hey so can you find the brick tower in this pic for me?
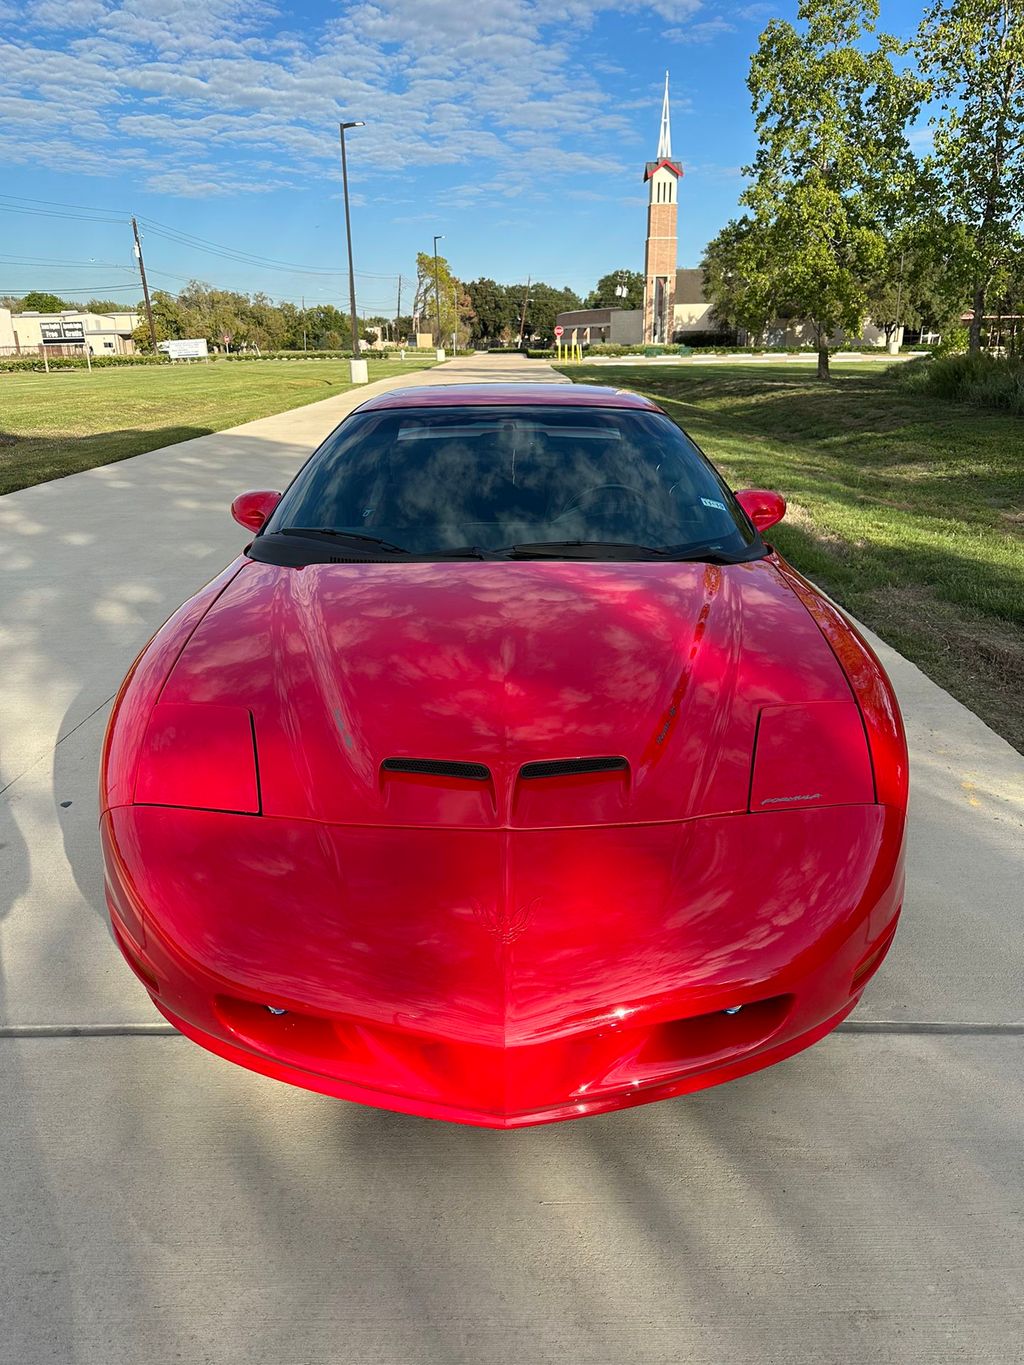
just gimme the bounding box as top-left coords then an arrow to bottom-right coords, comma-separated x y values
643,73 -> 683,344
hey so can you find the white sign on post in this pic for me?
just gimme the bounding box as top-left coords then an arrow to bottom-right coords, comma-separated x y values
164,338 -> 209,361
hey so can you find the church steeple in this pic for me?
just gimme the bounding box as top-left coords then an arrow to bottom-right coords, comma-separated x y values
642,72 -> 683,344
657,70 -> 672,160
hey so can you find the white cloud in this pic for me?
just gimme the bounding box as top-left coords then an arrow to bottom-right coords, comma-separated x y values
3,0 -> 692,197
664,17 -> 735,42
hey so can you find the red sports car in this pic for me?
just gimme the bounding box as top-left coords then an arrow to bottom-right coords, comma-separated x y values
101,382 -> 907,1127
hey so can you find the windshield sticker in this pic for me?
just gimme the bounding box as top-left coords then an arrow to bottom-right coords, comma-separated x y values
701,497 -> 727,511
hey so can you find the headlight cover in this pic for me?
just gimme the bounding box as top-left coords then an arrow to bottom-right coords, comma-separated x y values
749,701 -> 874,812
135,703 -> 260,814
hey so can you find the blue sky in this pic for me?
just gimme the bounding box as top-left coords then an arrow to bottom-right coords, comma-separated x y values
0,0 -> 925,312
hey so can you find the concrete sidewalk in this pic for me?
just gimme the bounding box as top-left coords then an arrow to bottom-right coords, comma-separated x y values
0,352 -> 1021,1363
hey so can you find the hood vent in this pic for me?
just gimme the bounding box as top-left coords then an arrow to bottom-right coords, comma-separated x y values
520,756 -> 628,780
382,757 -> 491,781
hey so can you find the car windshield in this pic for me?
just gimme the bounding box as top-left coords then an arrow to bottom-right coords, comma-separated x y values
257,404 -> 762,561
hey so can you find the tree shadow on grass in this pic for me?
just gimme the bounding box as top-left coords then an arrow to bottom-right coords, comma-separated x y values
0,426 -> 217,497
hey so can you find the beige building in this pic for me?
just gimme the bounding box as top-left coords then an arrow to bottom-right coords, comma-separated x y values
0,307 -> 140,356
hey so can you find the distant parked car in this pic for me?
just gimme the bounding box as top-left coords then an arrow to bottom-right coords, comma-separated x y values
101,382 -> 908,1127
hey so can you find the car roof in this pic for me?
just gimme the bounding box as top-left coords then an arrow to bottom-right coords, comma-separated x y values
354,382 -> 663,413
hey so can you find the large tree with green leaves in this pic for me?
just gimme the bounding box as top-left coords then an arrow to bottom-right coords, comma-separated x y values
18,291 -> 69,313
464,278 -> 518,344
702,217 -> 780,340
864,219 -> 973,343
585,270 -> 644,310
739,0 -> 924,377
413,251 -> 461,345
520,283 -> 583,344
917,0 -> 1024,350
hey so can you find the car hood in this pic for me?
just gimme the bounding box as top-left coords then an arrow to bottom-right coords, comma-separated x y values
160,557 -> 853,827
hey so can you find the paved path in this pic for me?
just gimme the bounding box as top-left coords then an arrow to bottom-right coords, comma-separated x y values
1,353 -> 1021,1363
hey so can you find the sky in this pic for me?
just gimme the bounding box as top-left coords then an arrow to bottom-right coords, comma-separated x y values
0,0 -> 926,313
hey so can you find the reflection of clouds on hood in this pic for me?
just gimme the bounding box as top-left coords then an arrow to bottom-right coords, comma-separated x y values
283,408 -> 750,553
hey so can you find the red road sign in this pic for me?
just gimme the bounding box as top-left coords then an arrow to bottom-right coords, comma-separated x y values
554,325 -> 564,337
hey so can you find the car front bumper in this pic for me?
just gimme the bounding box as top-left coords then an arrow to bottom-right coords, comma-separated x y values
101,802 -> 904,1128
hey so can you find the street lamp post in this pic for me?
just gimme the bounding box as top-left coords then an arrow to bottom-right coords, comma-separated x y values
433,234 -> 445,355
339,120 -> 367,383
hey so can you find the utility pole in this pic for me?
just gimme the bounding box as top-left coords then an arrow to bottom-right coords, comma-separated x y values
131,216 -> 156,352
338,120 -> 367,382
301,294 -> 307,351
395,274 -> 402,346
518,275 -> 532,349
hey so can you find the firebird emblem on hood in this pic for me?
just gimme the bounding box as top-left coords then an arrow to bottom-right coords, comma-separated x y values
474,896 -> 539,944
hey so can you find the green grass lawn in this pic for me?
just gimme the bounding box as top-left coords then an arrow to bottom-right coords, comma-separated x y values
0,357 -> 435,495
560,362 -> 1024,752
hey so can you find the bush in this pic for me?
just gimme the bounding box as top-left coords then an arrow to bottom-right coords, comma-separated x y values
585,342 -> 692,357
935,326 -> 969,357
893,351 -> 1024,416
0,353 -> 165,372
675,330 -> 737,347
218,349 -> 354,361
526,349 -> 555,359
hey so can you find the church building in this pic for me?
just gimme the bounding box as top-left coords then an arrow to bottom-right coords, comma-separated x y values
555,74 -> 716,347
642,73 -> 683,343
555,71 -> 905,352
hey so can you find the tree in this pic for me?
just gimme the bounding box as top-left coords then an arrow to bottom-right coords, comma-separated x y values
917,0 -> 1024,351
85,298 -> 135,314
303,303 -> 354,350
131,289 -> 184,348
585,270 -> 644,310
464,279 -> 518,344
516,283 -> 583,344
18,292 -> 68,313
702,217 -> 779,340
413,251 -> 460,344
864,220 -> 973,343
741,0 -> 924,377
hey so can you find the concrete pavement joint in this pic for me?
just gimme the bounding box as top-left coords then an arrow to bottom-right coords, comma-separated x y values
0,690 -> 115,798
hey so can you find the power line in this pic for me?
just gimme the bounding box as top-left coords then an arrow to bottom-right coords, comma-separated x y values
0,192 -> 128,216
136,216 -> 401,280
0,256 -> 135,269
0,283 -> 143,293
0,201 -> 126,226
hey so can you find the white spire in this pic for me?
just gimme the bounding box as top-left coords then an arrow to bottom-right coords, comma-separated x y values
657,70 -> 672,159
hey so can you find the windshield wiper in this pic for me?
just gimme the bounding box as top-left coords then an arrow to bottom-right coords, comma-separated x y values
505,540 -> 742,562
278,527 -> 410,554
423,545 -> 502,560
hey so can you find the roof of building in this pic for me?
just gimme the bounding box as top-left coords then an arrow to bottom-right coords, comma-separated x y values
553,307 -> 644,326
356,383 -> 661,412
675,268 -> 706,305
643,159 -> 683,182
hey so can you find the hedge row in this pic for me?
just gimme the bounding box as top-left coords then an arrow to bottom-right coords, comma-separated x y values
0,348 -> 452,373
0,353 -> 165,372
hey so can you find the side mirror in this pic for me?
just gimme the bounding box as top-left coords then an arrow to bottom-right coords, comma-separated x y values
735,488 -> 786,533
231,490 -> 282,533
